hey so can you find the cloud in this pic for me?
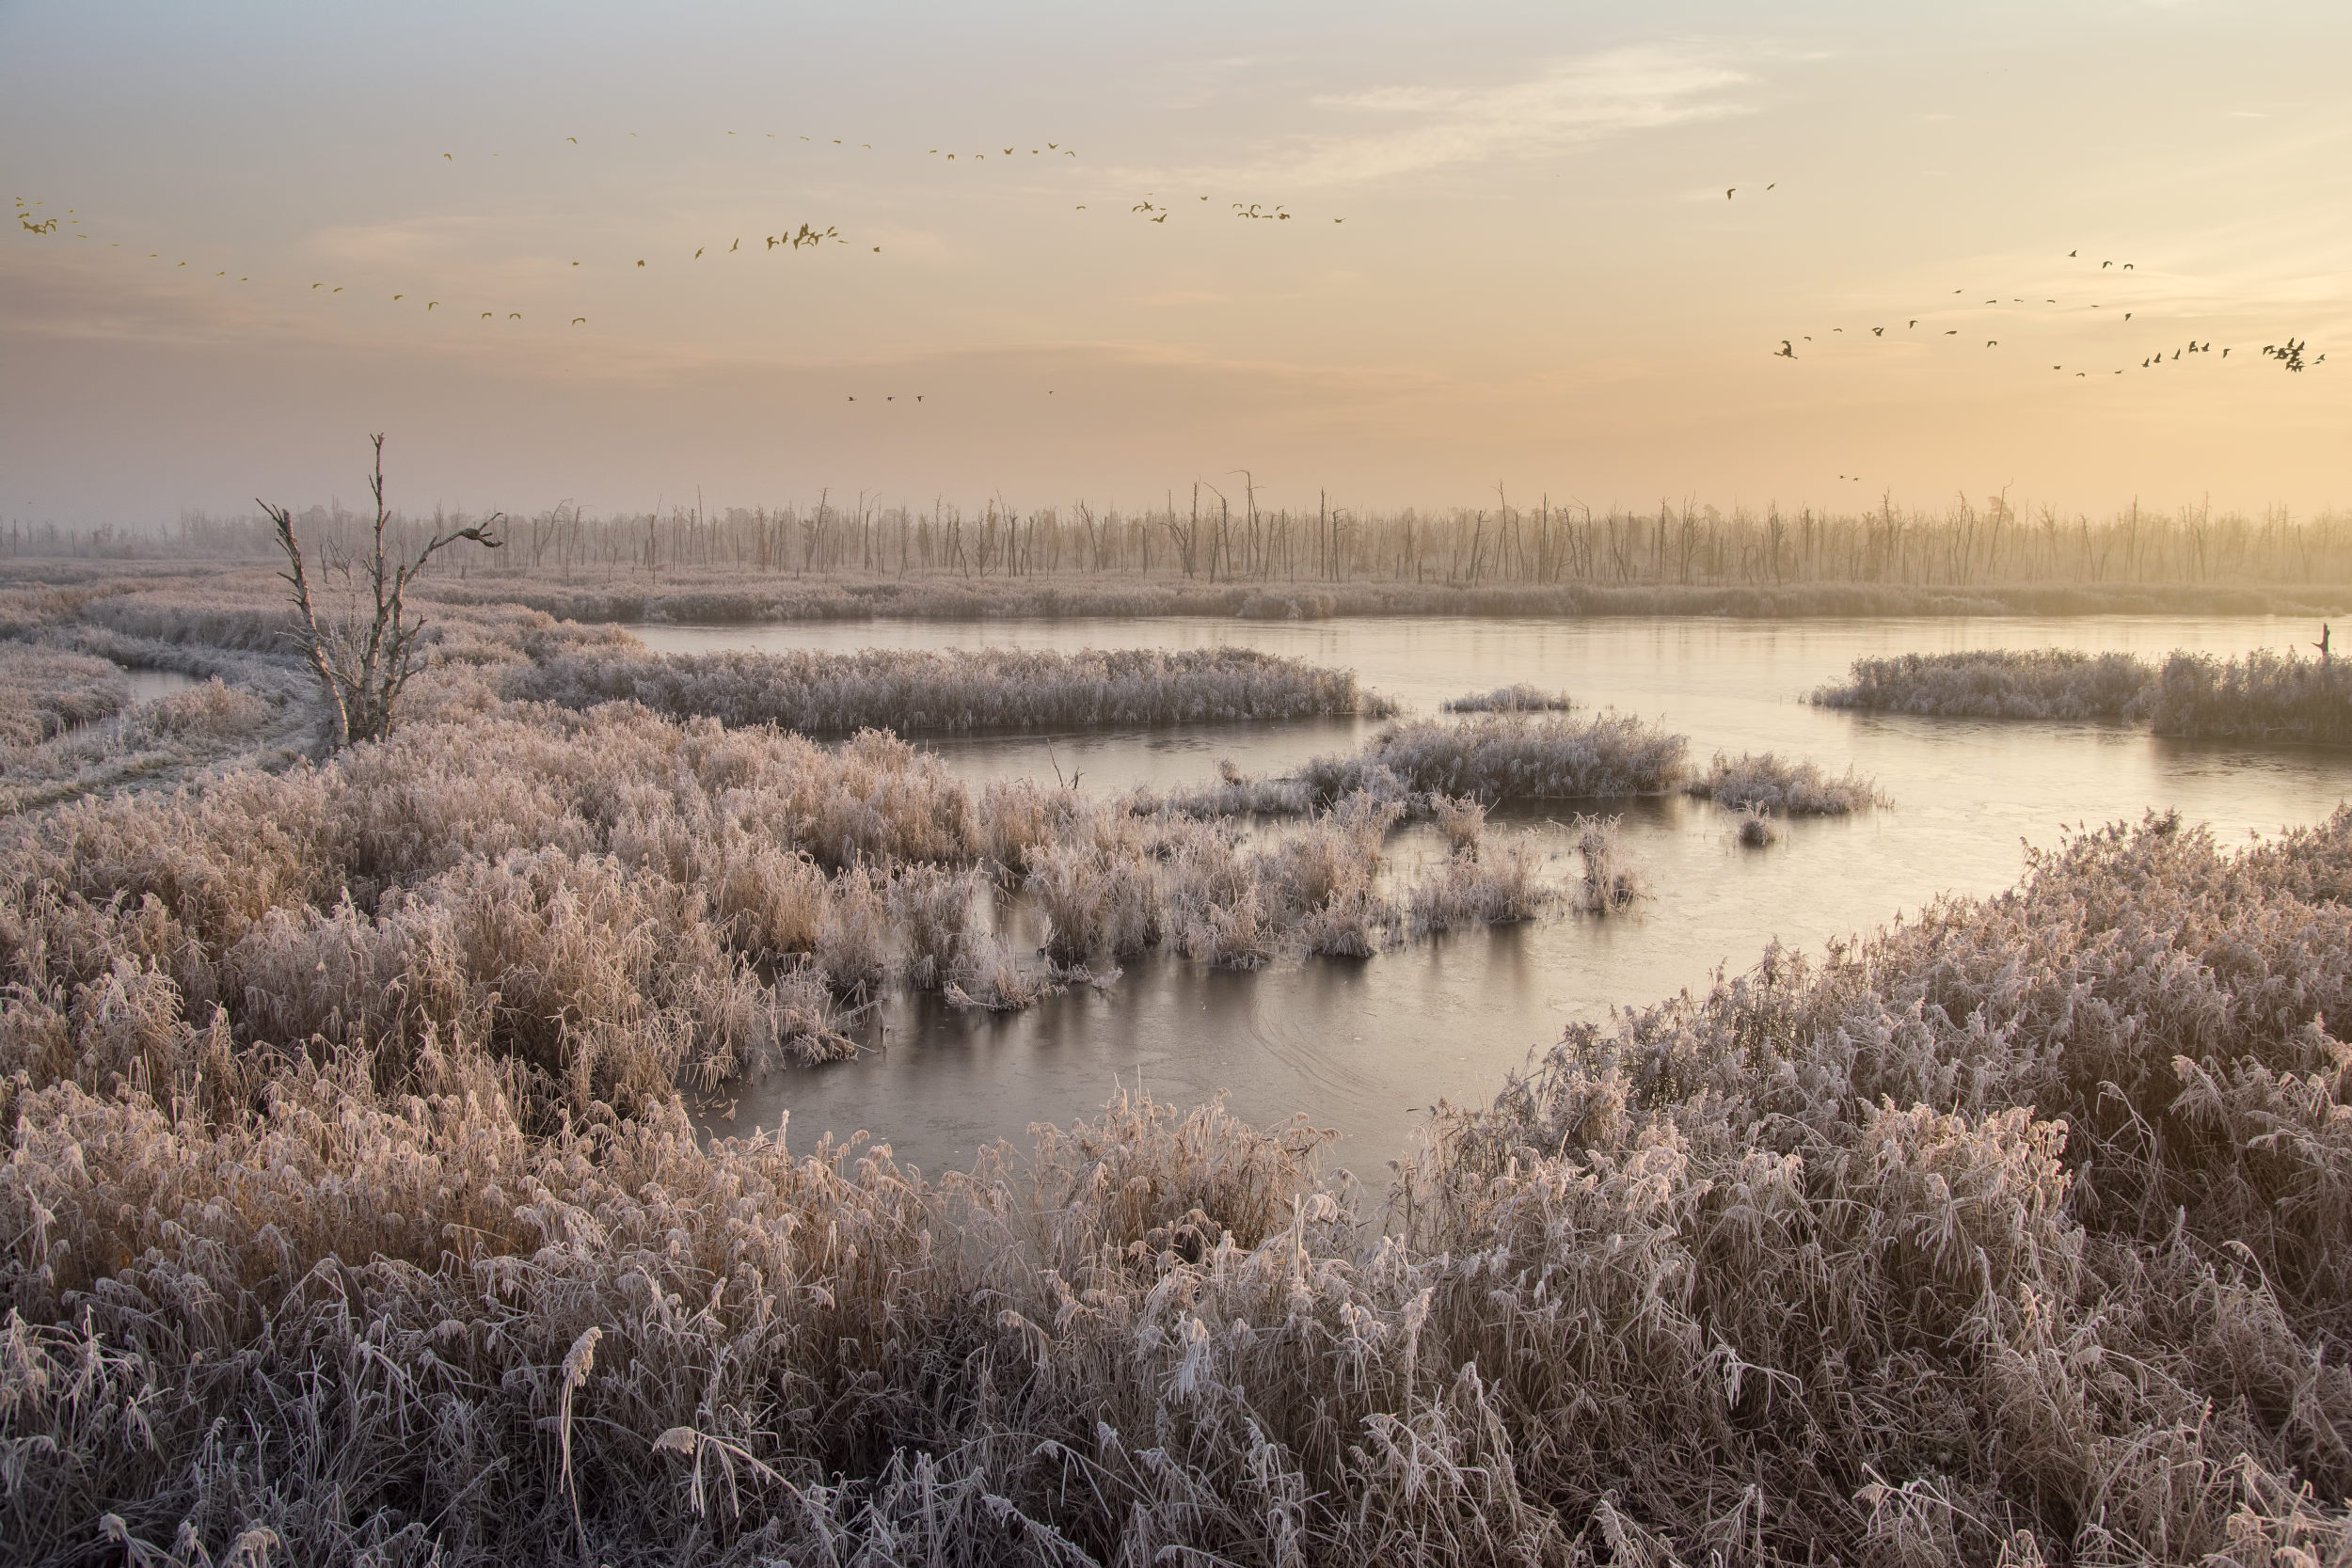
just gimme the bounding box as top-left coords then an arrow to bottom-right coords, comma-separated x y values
1187,48 -> 1754,188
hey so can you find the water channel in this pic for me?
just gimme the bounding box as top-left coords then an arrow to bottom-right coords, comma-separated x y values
628,614 -> 2352,1180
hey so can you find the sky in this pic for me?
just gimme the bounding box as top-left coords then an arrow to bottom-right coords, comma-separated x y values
2,0 -> 2348,526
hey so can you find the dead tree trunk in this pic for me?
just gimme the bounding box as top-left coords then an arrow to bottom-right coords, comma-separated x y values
261,434 -> 503,750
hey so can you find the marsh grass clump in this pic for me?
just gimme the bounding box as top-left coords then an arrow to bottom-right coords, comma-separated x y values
1440,682 -> 1574,714
2144,647 -> 2352,742
1734,803 -> 1781,847
1406,834 -> 1550,933
885,862 -> 984,989
516,644 -> 1392,734
1430,792 -> 1488,851
942,931 -> 1063,1010
128,676 -> 273,743
1571,811 -> 1643,911
1687,749 -> 1887,815
1303,710 -> 1689,806
1812,647 -> 2156,719
1149,760 -> 1314,818
1256,792 -> 1404,957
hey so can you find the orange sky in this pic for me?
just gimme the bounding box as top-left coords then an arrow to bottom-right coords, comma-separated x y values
3,2 -> 2347,525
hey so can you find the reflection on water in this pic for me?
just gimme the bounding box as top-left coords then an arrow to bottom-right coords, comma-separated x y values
126,668 -> 200,704
637,614 -> 2352,1180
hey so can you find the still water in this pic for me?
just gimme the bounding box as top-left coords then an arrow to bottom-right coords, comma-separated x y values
631,614 -> 2352,1180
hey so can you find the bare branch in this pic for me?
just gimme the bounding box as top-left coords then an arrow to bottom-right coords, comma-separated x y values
261,436 -> 502,750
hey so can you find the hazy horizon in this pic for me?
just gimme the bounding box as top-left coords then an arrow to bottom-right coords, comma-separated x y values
5,0 -> 2348,527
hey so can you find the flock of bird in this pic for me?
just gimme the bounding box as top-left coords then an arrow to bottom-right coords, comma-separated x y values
12,189 -> 866,331
1769,246 -> 2327,377
14,154 -> 2332,411
1106,195 -> 1348,226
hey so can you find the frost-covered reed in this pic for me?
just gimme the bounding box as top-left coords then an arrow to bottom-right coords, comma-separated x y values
0,642 -> 133,744
1570,812 -> 1643,911
13,807 -> 2343,1563
1811,647 -> 2155,719
515,644 -> 1393,733
1734,803 -> 1781,847
1439,682 -> 1574,713
0,693 -> 1527,1112
1814,644 -> 2352,747
1406,834 -> 1550,933
1303,711 -> 1690,805
1685,750 -> 1887,815
2144,647 -> 2352,743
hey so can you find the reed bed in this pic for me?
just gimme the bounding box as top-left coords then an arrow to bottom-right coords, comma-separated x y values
1811,648 -> 2157,719
0,642 -> 133,744
2144,648 -> 2352,743
9,807 -> 2342,1563
1816,645 -> 2352,747
0,690 -> 1536,1105
1686,750 -> 1888,816
1303,711 -> 1691,806
515,644 -> 1392,733
0,655 -> 313,819
1440,683 -> 1575,714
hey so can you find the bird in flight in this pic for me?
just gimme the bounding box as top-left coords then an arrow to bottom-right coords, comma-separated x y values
481,312 -> 492,319
427,301 -> 437,309
1987,340 -> 1997,347
566,137 -> 577,144
1775,340 -> 1796,358
1909,320 -> 1917,327
509,312 -> 520,319
730,238 -> 739,252
572,317 -> 586,325
1725,188 -> 1735,199
695,248 -> 704,259
2069,249 -> 2077,257
393,293 -> 404,300
1871,326 -> 1883,336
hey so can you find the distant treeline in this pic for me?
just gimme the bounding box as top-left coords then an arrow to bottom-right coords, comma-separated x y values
24,491 -> 2352,600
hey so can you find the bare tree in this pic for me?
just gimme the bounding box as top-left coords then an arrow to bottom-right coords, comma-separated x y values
260,434 -> 503,749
